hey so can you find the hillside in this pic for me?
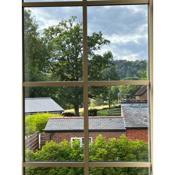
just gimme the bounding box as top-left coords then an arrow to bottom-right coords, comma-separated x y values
114,60 -> 147,80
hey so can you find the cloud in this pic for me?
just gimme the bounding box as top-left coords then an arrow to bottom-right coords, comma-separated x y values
104,32 -> 147,45
88,6 -> 148,61
27,7 -> 82,30
88,6 -> 147,35
26,5 -> 148,61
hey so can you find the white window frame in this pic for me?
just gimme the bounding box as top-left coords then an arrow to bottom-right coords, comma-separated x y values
71,137 -> 93,147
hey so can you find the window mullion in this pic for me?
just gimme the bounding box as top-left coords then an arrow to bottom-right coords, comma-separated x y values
83,1 -> 89,175
148,0 -> 153,173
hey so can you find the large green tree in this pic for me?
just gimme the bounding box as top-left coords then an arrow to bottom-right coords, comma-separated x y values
24,10 -> 52,98
24,11 -> 118,115
42,17 -> 117,115
24,10 -> 49,81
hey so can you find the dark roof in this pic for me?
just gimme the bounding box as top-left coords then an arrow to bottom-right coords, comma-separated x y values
25,97 -> 64,113
44,104 -> 149,131
135,86 -> 147,96
121,103 -> 149,128
44,117 -> 125,131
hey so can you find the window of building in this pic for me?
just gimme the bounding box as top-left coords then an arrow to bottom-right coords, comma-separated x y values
23,0 -> 153,175
71,137 -> 93,147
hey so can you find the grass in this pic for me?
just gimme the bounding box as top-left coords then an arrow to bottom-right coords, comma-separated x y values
97,107 -> 121,116
64,104 -> 121,116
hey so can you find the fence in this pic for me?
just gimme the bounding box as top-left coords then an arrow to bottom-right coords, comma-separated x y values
25,132 -> 39,151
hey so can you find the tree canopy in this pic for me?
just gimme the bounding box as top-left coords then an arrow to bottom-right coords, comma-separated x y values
24,10 -> 147,115
24,10 -> 119,115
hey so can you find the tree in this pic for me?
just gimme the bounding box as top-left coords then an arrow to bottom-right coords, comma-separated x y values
24,10 -> 49,81
107,86 -> 119,108
24,10 -> 53,99
42,17 -> 117,115
118,85 -> 139,102
114,60 -> 147,80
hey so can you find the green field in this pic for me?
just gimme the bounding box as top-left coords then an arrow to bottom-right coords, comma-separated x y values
64,105 -> 121,116
97,107 -> 121,116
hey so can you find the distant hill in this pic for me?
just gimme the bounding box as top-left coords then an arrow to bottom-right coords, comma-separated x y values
114,60 -> 147,80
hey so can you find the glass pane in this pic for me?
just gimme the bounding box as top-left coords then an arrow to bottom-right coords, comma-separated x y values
88,5 -> 148,80
89,168 -> 150,175
25,168 -> 84,175
24,7 -> 83,81
24,87 -> 84,162
88,86 -> 150,162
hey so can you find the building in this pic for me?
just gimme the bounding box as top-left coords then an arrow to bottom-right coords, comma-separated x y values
41,103 -> 149,146
135,86 -> 147,101
42,117 -> 125,146
25,97 -> 64,114
122,103 -> 149,142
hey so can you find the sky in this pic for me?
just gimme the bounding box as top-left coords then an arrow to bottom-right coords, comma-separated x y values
27,5 -> 148,61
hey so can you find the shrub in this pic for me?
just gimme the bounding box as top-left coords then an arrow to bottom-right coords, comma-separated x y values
25,113 -> 62,135
25,135 -> 148,175
62,112 -> 75,117
88,109 -> 97,116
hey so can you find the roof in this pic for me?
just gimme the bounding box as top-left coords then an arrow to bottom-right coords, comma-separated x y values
121,103 -> 149,128
44,117 -> 125,131
25,97 -> 64,113
135,86 -> 147,96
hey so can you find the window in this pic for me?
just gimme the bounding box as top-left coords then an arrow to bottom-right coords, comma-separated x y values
23,0 -> 153,175
71,137 -> 93,147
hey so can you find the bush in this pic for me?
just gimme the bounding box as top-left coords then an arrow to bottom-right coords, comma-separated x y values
100,105 -> 121,110
88,109 -> 97,116
62,112 -> 75,116
25,113 -> 62,135
25,135 -> 148,175
97,106 -> 121,116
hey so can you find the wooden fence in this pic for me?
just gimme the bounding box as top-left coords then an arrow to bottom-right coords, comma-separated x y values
25,132 -> 39,151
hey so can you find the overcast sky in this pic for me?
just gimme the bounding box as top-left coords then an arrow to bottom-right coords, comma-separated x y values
27,5 -> 148,61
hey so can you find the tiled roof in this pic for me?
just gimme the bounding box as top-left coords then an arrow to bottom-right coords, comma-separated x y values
44,103 -> 149,131
44,117 -> 125,131
121,103 -> 149,128
25,97 -> 64,113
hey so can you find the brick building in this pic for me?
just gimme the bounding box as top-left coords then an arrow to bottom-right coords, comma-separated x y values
122,103 -> 149,142
41,103 -> 149,146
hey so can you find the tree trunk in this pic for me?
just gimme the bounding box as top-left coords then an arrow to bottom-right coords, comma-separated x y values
74,104 -> 80,116
109,99 -> 111,109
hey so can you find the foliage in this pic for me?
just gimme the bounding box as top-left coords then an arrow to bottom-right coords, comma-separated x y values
25,135 -> 148,175
97,106 -> 121,116
118,85 -> 139,101
114,60 -> 147,80
62,112 -> 75,117
88,109 -> 98,116
42,17 -> 116,115
25,113 -> 62,135
24,10 -> 49,81
24,10 -> 118,116
24,10 -> 147,116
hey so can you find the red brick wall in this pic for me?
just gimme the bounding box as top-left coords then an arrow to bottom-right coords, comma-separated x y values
41,131 -> 125,146
41,129 -> 148,147
126,129 -> 148,143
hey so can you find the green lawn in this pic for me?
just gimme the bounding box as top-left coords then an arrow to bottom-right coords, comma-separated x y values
97,107 -> 121,116
64,105 -> 121,116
